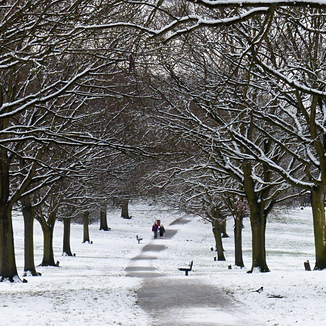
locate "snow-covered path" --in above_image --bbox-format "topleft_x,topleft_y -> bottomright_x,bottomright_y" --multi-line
126,216 -> 261,326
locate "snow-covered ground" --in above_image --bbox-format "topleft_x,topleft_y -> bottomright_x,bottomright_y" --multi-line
1,202 -> 325,325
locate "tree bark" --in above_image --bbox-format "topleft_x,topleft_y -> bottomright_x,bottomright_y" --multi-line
311,188 -> 326,270
83,211 -> 91,243
0,151 -> 19,281
40,223 -> 56,266
63,218 -> 73,256
234,215 -> 244,268
249,206 -> 269,272
221,219 -> 229,238
99,207 -> 110,231
212,219 -> 226,261
121,200 -> 130,219
21,195 -> 39,276
0,206 -> 18,281
243,161 -> 270,272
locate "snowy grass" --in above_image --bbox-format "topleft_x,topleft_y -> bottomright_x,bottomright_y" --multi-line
1,203 -> 325,325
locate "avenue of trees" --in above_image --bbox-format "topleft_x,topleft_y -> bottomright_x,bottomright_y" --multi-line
129,1 -> 326,272
1,0 -> 326,281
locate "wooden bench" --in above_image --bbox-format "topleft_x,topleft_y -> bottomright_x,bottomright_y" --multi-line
136,235 -> 143,244
178,261 -> 193,276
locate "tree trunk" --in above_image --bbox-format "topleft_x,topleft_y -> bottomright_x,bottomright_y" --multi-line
311,188 -> 326,270
249,207 -> 269,272
221,219 -> 229,238
212,219 -> 226,261
234,215 -> 244,268
40,224 -> 56,266
121,200 -> 130,219
0,206 -> 18,281
21,195 -> 39,276
243,161 -> 270,272
0,152 -> 19,281
83,211 -> 91,243
99,207 -> 110,231
62,218 -> 73,256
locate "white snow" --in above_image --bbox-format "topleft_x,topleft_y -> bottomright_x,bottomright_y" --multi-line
1,202 -> 325,325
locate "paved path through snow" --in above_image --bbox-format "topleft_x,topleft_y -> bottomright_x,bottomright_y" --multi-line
125,216 -> 261,326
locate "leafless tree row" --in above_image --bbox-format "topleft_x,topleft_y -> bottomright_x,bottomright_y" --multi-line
127,2 -> 326,272
2,1 -> 326,281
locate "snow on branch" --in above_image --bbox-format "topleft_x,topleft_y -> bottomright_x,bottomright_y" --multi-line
148,8 -> 270,42
186,0 -> 326,8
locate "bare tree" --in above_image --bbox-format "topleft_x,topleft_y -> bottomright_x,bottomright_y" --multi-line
0,0 -> 144,281
230,7 -> 326,270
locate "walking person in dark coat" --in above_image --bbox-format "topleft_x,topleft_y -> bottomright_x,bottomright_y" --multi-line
159,225 -> 165,238
152,222 -> 158,239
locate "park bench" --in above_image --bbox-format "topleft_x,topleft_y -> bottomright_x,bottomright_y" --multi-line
178,260 -> 193,276
136,235 -> 143,244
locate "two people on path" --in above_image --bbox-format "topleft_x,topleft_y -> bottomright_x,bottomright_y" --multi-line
152,222 -> 165,239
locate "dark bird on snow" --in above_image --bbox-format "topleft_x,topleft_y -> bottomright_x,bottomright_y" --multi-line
252,286 -> 263,293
